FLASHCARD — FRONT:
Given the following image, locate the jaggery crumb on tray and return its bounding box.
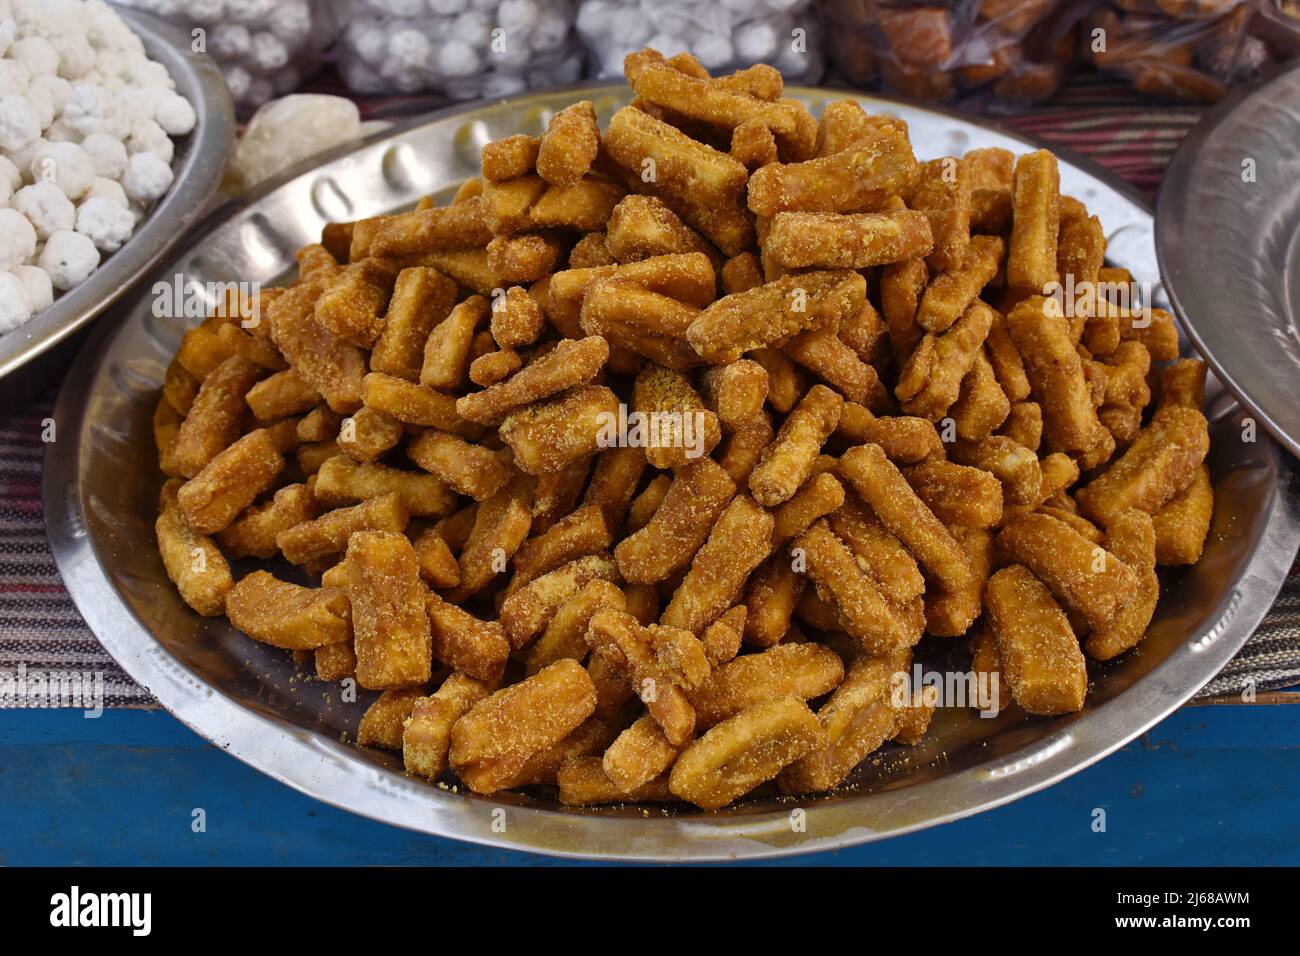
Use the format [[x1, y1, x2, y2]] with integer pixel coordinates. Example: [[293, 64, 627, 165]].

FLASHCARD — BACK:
[[151, 47, 1215, 811]]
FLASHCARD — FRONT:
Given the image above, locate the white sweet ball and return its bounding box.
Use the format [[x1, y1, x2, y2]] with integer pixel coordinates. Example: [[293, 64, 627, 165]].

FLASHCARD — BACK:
[[154, 92, 195, 136], [249, 31, 289, 72], [736, 20, 778, 61], [267, 0, 312, 41], [210, 23, 251, 59], [48, 31, 96, 81], [0, 58, 30, 96], [13, 264, 53, 312], [0, 17, 15, 59], [84, 175, 127, 206], [119, 85, 165, 126], [389, 29, 433, 73], [12, 181, 76, 239], [693, 34, 734, 70], [0, 271, 33, 332], [126, 119, 173, 163], [190, 0, 226, 21], [37, 230, 99, 289], [43, 118, 81, 143], [30, 74, 71, 114], [0, 94, 40, 150], [438, 40, 481, 78], [121, 150, 172, 202], [126, 59, 173, 92], [499, 0, 540, 34], [245, 76, 274, 109], [226, 0, 276, 20], [427, 0, 464, 15], [62, 83, 118, 136], [23, 80, 54, 128], [10, 37, 59, 78], [76, 195, 134, 251], [0, 156, 20, 192], [30, 141, 96, 199], [223, 63, 252, 100], [0, 208, 37, 270], [8, 135, 46, 181], [80, 132, 127, 179]]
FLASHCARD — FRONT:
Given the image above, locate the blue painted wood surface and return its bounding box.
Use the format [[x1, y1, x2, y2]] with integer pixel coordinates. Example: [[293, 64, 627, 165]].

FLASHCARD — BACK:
[[0, 704, 1296, 865]]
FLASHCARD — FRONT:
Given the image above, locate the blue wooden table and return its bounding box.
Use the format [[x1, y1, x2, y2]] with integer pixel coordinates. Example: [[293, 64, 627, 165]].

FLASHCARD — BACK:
[[2, 700, 1296, 866]]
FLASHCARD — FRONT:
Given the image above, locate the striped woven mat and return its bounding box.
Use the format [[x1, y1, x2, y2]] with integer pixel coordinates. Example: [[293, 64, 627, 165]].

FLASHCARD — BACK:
[[4, 78, 1298, 709]]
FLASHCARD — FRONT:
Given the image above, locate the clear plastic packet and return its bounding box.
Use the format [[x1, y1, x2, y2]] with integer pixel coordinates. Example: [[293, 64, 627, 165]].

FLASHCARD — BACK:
[[112, 0, 337, 111], [1087, 0, 1300, 102], [331, 0, 584, 100], [824, 0, 1083, 111], [574, 0, 826, 83]]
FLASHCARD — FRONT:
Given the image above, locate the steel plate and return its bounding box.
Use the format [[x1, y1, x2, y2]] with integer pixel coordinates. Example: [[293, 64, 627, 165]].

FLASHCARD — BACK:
[[0, 7, 234, 394], [45, 84, 1300, 861], [1157, 60, 1300, 460]]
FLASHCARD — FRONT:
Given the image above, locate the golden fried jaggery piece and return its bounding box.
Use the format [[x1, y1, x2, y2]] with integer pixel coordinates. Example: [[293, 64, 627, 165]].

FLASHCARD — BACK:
[[510, 504, 612, 595], [269, 285, 368, 415], [277, 493, 409, 566], [834, 406, 945, 464], [481, 134, 539, 182], [245, 367, 320, 421], [783, 325, 888, 409], [985, 564, 1087, 715], [770, 471, 845, 549], [450, 476, 532, 599], [177, 428, 285, 534], [425, 593, 510, 683], [357, 688, 425, 750], [449, 658, 596, 794], [530, 178, 626, 231], [690, 641, 843, 728], [156, 479, 232, 617], [661, 495, 773, 633], [226, 570, 351, 650], [314, 454, 457, 518], [764, 209, 932, 270], [217, 483, 316, 560], [403, 672, 496, 781], [498, 384, 620, 475], [904, 460, 1003, 529], [630, 364, 722, 469], [170, 355, 264, 478], [605, 194, 718, 264], [411, 525, 460, 589], [557, 757, 672, 805], [743, 555, 806, 648], [669, 696, 823, 809], [369, 267, 459, 382], [601, 714, 679, 793], [916, 234, 1003, 333], [405, 430, 512, 503], [346, 531, 431, 690], [911, 156, 972, 272], [983, 307, 1031, 402], [1084, 509, 1159, 661], [615, 458, 735, 584], [828, 496, 925, 608], [747, 384, 842, 507], [499, 552, 620, 648], [1006, 149, 1060, 295], [525, 578, 625, 676], [951, 434, 1043, 507], [584, 608, 696, 745], [315, 258, 399, 348], [457, 335, 609, 425], [1157, 358, 1207, 411], [896, 298, 994, 421], [965, 147, 1014, 233], [536, 100, 600, 188], [1152, 463, 1213, 566], [950, 350, 1012, 442]]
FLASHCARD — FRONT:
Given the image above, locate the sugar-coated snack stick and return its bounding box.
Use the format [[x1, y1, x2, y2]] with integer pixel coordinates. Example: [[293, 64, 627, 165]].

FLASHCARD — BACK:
[[414, 248, 497, 297], [948, 434, 1043, 507], [779, 653, 900, 794], [363, 198, 493, 259], [567, 232, 615, 269], [277, 492, 409, 566], [602, 714, 679, 793], [535, 100, 599, 188], [602, 106, 752, 255], [314, 258, 399, 348], [457, 335, 609, 426], [615, 458, 735, 584], [794, 519, 922, 655], [688, 270, 864, 365], [405, 430, 512, 502], [783, 326, 888, 410], [344, 531, 431, 690], [839, 297, 890, 367], [578, 280, 701, 371], [580, 445, 645, 533], [245, 367, 320, 421], [985, 564, 1087, 715], [490, 285, 545, 349], [297, 405, 342, 443], [968, 624, 1007, 716], [337, 406, 404, 462], [746, 125, 919, 218], [403, 673, 496, 780], [314, 641, 356, 682], [525, 579, 625, 676], [296, 440, 339, 476], [834, 405, 945, 464], [813, 99, 887, 157], [532, 459, 593, 534], [828, 496, 926, 607], [924, 524, 993, 637], [880, 257, 927, 362], [749, 384, 843, 507], [510, 504, 612, 595], [1084, 510, 1158, 661], [749, 348, 806, 414], [175, 428, 284, 535], [175, 318, 240, 383], [770, 472, 845, 548], [950, 350, 1011, 442], [482, 235, 557, 287], [451, 476, 533, 598], [903, 461, 1003, 530], [839, 443, 973, 594], [468, 346, 522, 387], [481, 175, 548, 235], [314, 454, 457, 517], [411, 525, 460, 588], [498, 384, 620, 475], [795, 589, 842, 632], [983, 307, 1031, 402], [556, 756, 672, 805], [170, 356, 264, 478], [358, 688, 425, 750], [448, 658, 596, 794], [730, 118, 778, 170], [916, 234, 1003, 333], [699, 359, 768, 431], [996, 512, 1139, 632], [623, 584, 659, 626], [764, 210, 932, 270], [669, 695, 823, 809], [649, 624, 712, 691], [1100, 304, 1180, 362], [964, 147, 1014, 233], [1056, 211, 1106, 324], [604, 195, 717, 264], [743, 555, 806, 648], [1101, 341, 1152, 410], [911, 156, 972, 272], [499, 553, 620, 648], [716, 411, 775, 493], [629, 364, 721, 470], [360, 373, 480, 438], [269, 285, 368, 416], [585, 641, 635, 719], [623, 473, 671, 535], [156, 479, 232, 617], [529, 179, 625, 231], [720, 252, 763, 295], [153, 398, 183, 476], [699, 604, 746, 666], [481, 134, 539, 182], [1000, 400, 1043, 451], [225, 571, 351, 651], [1006, 149, 1060, 295], [661, 495, 774, 633], [1157, 358, 1207, 411], [584, 608, 696, 745], [1076, 405, 1210, 525], [1152, 463, 1213, 566], [891, 689, 936, 745], [418, 295, 486, 392], [163, 359, 199, 415], [1006, 296, 1113, 466], [424, 593, 510, 683], [503, 714, 621, 789], [896, 299, 994, 421], [217, 483, 316, 560], [689, 642, 843, 729], [549, 254, 717, 327], [212, 322, 287, 371]]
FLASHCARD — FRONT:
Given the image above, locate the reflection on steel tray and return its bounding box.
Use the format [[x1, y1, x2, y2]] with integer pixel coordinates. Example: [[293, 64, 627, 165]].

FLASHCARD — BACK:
[[44, 85, 1300, 862]]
